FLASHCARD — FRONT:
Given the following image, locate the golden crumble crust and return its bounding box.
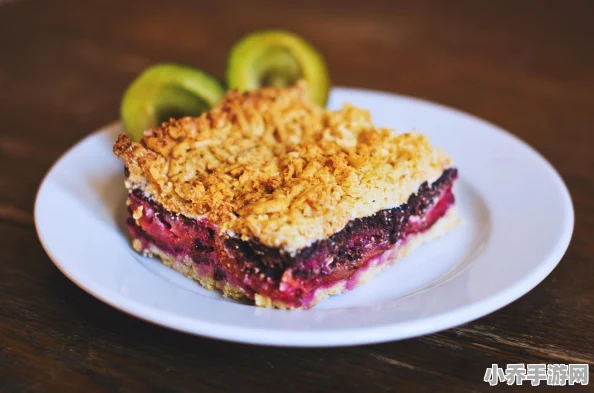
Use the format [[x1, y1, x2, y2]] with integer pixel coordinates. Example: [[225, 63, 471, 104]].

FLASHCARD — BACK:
[[113, 82, 452, 252]]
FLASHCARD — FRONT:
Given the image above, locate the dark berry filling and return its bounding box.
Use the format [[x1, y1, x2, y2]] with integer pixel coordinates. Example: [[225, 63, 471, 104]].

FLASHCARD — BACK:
[[127, 168, 457, 308]]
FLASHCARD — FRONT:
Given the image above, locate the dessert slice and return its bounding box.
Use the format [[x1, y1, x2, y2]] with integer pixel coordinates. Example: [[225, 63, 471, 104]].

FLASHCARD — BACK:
[[113, 82, 458, 309]]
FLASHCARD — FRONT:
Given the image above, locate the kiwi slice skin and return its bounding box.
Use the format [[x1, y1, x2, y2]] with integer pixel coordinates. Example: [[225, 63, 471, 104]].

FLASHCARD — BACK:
[[121, 63, 225, 141], [226, 30, 331, 106]]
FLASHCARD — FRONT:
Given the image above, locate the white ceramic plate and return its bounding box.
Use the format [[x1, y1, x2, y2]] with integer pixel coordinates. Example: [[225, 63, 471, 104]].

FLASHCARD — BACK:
[[35, 87, 573, 347]]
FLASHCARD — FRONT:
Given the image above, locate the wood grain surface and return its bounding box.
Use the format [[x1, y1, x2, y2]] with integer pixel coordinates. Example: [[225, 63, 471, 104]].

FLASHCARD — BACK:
[[1, 0, 593, 391]]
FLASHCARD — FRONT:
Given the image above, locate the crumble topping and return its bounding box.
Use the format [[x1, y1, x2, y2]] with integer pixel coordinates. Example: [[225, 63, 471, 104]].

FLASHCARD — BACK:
[[114, 82, 451, 252]]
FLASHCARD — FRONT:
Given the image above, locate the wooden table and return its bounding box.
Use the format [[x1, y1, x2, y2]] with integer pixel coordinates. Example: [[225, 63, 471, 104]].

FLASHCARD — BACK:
[[1, 0, 592, 391]]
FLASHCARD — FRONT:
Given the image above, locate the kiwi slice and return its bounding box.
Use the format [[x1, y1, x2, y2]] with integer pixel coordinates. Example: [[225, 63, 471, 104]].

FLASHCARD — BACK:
[[121, 63, 225, 141], [226, 30, 330, 106]]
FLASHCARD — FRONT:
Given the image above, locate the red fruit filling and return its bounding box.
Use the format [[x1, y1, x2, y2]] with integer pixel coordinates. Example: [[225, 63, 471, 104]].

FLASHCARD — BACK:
[[127, 168, 457, 308]]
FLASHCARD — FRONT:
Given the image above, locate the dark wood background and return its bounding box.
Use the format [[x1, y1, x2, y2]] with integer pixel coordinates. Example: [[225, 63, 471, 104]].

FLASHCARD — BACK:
[[1, 0, 593, 391]]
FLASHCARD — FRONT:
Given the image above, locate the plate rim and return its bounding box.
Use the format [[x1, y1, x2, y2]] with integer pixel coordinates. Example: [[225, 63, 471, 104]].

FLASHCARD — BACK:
[[34, 87, 574, 347]]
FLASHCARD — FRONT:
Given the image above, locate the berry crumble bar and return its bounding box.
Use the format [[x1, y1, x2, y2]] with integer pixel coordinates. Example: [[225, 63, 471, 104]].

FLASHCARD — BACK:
[[113, 82, 458, 309]]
